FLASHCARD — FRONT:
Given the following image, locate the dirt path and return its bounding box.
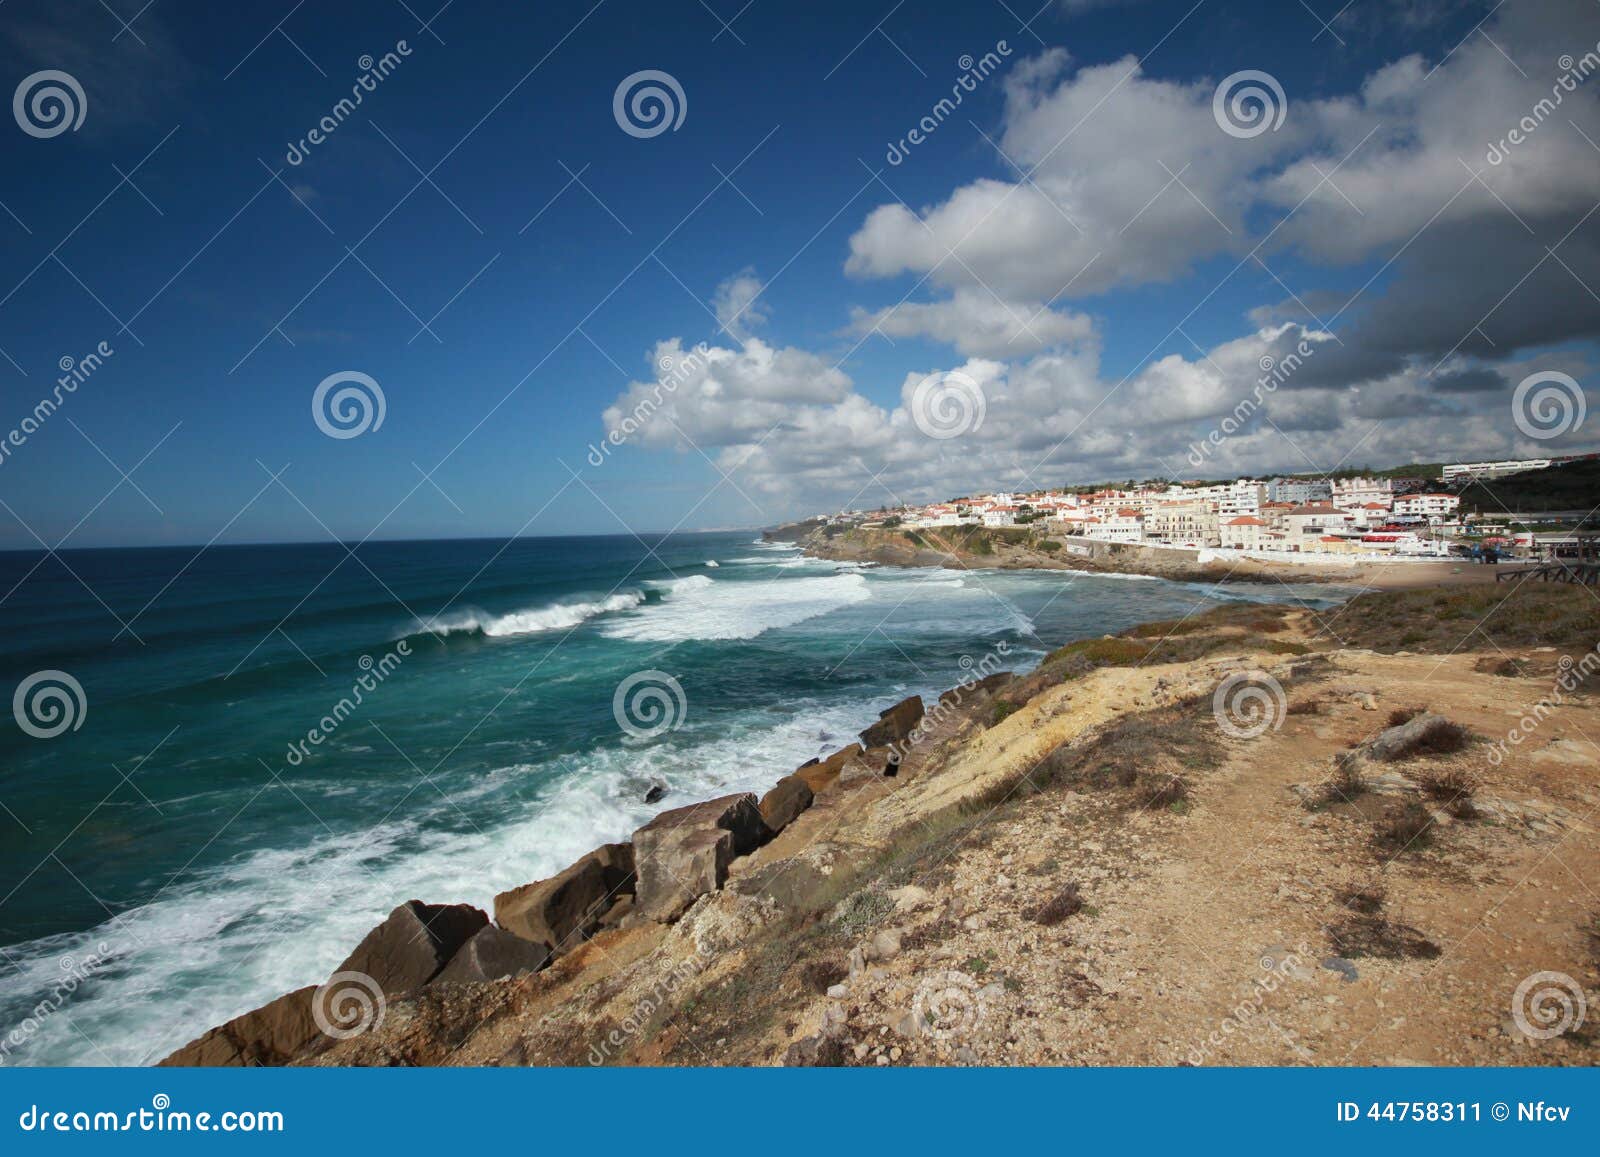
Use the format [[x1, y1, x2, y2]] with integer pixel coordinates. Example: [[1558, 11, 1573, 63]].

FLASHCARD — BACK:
[[762, 642, 1600, 1067]]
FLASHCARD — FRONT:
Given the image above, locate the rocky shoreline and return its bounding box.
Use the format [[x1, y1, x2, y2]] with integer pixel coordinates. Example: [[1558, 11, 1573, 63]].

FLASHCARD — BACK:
[[763, 520, 1356, 585], [160, 686, 950, 1066], [158, 580, 1600, 1068]]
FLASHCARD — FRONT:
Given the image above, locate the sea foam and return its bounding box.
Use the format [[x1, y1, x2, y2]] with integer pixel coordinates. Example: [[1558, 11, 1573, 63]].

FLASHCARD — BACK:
[[410, 591, 646, 639], [602, 572, 872, 642]]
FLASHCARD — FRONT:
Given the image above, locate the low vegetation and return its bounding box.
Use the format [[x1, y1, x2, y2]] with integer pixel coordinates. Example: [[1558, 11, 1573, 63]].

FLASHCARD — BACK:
[[1032, 883, 1085, 926], [1325, 584, 1595, 653], [1378, 718, 1473, 761], [1327, 885, 1441, 960], [1375, 800, 1436, 854]]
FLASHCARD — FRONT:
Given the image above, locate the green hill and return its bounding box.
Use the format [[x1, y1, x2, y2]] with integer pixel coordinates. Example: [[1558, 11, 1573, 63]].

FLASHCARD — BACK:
[[1458, 458, 1600, 514]]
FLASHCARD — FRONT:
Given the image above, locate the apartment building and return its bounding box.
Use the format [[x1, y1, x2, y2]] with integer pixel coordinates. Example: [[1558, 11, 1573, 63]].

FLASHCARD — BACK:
[[1393, 493, 1461, 520], [1147, 500, 1220, 546], [1266, 477, 1332, 504]]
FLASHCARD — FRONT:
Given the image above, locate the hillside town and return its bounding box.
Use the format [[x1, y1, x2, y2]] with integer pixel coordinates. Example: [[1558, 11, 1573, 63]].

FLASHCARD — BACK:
[[823, 455, 1599, 562]]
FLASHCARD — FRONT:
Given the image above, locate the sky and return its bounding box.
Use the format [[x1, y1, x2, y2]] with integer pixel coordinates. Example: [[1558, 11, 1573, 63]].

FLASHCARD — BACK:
[[0, 0, 1596, 548]]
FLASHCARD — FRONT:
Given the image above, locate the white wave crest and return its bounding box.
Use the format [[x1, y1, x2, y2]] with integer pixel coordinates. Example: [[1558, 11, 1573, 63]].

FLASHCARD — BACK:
[[604, 572, 872, 642], [413, 591, 645, 638]]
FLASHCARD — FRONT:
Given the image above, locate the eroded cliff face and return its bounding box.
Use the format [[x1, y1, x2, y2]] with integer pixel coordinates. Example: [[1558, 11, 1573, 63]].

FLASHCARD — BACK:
[[164, 583, 1600, 1070], [767, 522, 1350, 584]]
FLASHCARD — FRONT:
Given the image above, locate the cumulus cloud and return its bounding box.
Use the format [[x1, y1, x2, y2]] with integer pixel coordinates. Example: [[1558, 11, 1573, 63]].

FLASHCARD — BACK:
[[848, 289, 1095, 357], [712, 269, 769, 342], [600, 0, 1600, 517], [600, 336, 853, 453], [844, 47, 1293, 299]]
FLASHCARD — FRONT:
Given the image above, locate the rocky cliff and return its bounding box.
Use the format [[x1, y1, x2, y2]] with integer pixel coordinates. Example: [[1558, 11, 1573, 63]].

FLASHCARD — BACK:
[[159, 582, 1600, 1068], [768, 522, 1353, 584]]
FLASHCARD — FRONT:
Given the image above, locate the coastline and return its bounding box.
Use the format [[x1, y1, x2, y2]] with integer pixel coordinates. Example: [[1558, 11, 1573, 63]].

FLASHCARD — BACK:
[[153, 573, 1600, 1068], [765, 521, 1513, 592]]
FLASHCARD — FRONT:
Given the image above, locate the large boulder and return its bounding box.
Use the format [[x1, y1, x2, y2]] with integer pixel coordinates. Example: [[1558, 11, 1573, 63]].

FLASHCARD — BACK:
[[794, 744, 861, 794], [335, 900, 488, 995], [1367, 713, 1451, 762], [495, 842, 634, 956], [159, 986, 320, 1067], [858, 695, 924, 748], [837, 746, 893, 788], [940, 671, 1014, 705], [633, 793, 770, 922], [758, 774, 815, 834], [433, 925, 552, 984]]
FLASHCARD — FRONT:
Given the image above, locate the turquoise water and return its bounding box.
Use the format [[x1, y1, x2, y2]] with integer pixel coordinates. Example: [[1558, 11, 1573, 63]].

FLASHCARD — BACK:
[[0, 532, 1346, 1065]]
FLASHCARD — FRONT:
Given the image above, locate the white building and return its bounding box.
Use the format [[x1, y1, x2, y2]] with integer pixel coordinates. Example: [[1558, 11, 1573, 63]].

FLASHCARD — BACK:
[[1331, 477, 1395, 508], [1440, 459, 1552, 482], [1146, 501, 1219, 547], [1084, 509, 1145, 543], [1393, 493, 1461, 520], [1345, 502, 1393, 530], [1219, 515, 1269, 550], [1267, 477, 1332, 504], [1273, 503, 1356, 549]]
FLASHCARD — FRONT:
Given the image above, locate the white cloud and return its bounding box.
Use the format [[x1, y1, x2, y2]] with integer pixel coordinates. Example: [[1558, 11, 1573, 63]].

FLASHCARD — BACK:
[[845, 49, 1293, 300], [711, 269, 769, 342], [849, 289, 1095, 356], [600, 336, 853, 453], [600, 0, 1600, 517]]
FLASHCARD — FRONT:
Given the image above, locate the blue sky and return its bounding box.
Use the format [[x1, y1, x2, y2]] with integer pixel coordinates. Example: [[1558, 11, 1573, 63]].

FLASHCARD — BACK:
[[0, 0, 1596, 548]]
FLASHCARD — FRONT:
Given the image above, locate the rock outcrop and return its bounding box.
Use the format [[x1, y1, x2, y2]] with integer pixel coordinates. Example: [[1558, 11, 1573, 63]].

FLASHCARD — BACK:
[[336, 900, 488, 995], [633, 793, 771, 922], [940, 671, 1014, 704], [858, 695, 924, 748], [758, 774, 815, 834], [159, 986, 321, 1067], [494, 843, 635, 955], [794, 744, 861, 793], [434, 925, 552, 984]]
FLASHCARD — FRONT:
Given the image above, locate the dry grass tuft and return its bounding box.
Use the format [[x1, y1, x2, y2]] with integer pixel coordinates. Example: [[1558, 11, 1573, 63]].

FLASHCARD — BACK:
[[1414, 765, 1476, 802], [1033, 883, 1085, 926], [1379, 717, 1473, 761], [1375, 800, 1435, 853]]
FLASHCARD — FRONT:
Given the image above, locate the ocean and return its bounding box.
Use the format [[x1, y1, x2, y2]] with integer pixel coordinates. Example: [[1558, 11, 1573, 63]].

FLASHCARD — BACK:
[[0, 532, 1347, 1065]]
